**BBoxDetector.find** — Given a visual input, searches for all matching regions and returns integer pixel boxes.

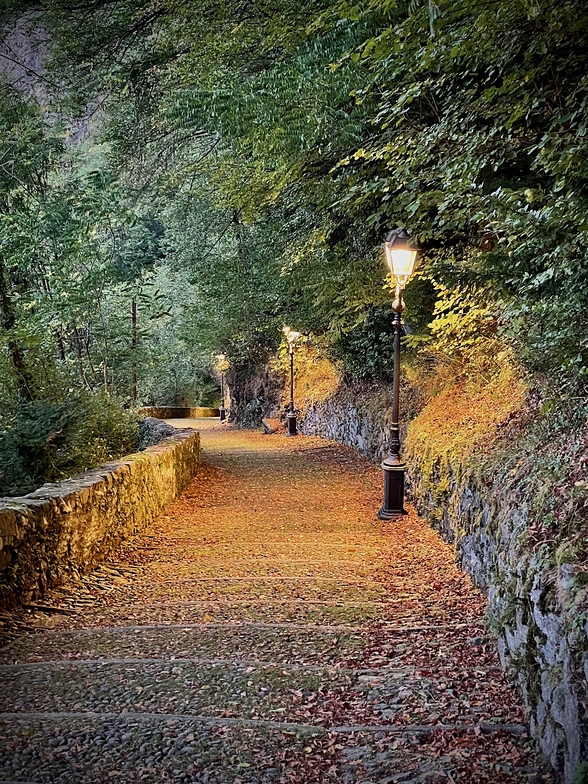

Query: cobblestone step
[0,714,539,784]
[0,427,551,783]
[0,624,366,666]
[0,658,521,728]
[31,600,483,629]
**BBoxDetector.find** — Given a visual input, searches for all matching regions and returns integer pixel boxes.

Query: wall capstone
[0,429,200,608]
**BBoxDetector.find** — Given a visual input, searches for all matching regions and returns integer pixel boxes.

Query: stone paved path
[0,423,554,783]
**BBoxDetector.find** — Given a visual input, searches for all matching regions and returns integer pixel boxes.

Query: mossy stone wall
[0,430,200,608]
[300,378,405,462]
[407,449,586,784]
[300,379,587,784]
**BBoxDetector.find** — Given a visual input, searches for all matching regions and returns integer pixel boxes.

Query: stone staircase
[0,425,554,783]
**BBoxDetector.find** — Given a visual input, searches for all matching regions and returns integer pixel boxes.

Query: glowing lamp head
[384,229,418,285]
[283,326,302,345]
[214,353,230,373]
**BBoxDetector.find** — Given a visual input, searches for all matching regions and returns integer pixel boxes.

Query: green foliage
[321,0,588,390]
[44,0,396,364]
[0,392,139,496]
[331,306,398,381]
[572,761,588,784]
[0,72,217,410]
[10,0,588,409]
[425,283,512,380]
[141,362,217,408]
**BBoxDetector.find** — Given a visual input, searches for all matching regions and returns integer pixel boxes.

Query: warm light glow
[214,353,230,373]
[384,229,418,283]
[283,326,302,344]
[385,247,417,277]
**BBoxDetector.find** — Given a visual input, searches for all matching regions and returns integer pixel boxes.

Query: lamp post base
[219,407,226,422]
[378,460,407,520]
[286,411,297,436]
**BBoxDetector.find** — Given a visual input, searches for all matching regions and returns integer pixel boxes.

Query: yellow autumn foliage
[406,355,527,461]
[271,340,341,415]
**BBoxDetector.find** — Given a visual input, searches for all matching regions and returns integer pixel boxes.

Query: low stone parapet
[139,406,219,418]
[0,429,200,608]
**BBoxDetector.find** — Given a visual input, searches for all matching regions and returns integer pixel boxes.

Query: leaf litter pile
[0,422,555,783]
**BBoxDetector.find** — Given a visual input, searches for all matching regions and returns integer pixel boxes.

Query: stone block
[0,508,18,538]
[505,621,528,659]
[0,430,200,608]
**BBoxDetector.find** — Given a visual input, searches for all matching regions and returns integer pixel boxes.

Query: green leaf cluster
[0,392,139,496]
[18,0,588,395]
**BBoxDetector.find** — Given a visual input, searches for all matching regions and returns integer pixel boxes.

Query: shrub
[0,392,139,496]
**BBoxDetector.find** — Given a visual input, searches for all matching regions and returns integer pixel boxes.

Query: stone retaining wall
[0,429,200,608]
[139,406,219,418]
[299,379,587,783]
[408,451,587,784]
[299,379,396,463]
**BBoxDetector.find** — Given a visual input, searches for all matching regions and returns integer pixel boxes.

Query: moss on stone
[0,430,200,608]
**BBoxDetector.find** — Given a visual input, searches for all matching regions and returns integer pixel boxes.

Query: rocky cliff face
[0,10,50,103]
[227,363,283,428]
[0,9,96,143]
[300,377,588,784]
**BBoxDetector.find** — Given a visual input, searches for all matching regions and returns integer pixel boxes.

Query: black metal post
[219,372,226,422]
[286,343,297,436]
[131,299,137,404]
[378,284,407,519]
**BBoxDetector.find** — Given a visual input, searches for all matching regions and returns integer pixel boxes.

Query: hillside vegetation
[0,2,587,507]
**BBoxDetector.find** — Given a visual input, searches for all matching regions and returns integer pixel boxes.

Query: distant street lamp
[378,229,418,520]
[214,353,230,422]
[283,326,302,437]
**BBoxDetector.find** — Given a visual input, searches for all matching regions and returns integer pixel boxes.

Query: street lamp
[283,326,302,437]
[214,353,230,422]
[378,229,418,520]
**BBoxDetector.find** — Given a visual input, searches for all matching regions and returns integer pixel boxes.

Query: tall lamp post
[378,229,418,520]
[214,353,230,422]
[283,327,302,437]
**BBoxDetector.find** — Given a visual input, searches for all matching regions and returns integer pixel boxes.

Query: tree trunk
[131,299,137,403]
[0,254,35,401]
